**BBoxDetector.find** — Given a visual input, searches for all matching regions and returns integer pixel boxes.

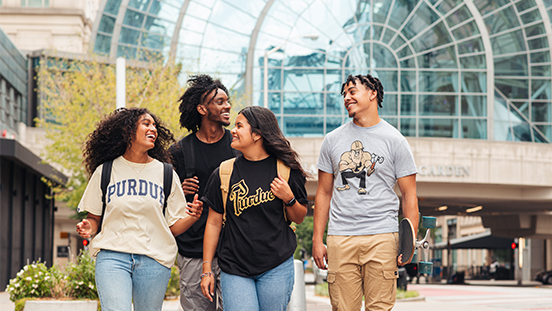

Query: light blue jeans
[95,249,171,311]
[220,256,294,311]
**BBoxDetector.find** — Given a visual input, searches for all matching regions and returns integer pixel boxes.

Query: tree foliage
[36,55,247,215]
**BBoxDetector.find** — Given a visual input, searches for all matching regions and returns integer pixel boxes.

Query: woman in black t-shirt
[200,106,309,311]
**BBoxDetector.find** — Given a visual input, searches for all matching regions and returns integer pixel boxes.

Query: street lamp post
[263,34,318,108]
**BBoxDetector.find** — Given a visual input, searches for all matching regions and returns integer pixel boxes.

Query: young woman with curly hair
[76,107,203,311]
[200,106,308,311]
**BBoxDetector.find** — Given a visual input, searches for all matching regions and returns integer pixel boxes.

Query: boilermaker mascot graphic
[337,140,384,195]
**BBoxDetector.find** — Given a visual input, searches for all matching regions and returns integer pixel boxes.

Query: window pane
[401,94,416,116]
[400,118,416,137]
[461,119,487,139]
[99,15,116,34]
[419,118,458,138]
[536,124,552,141]
[94,34,112,55]
[373,43,397,68]
[128,0,151,11]
[417,47,457,69]
[484,6,520,35]
[283,116,324,136]
[458,38,484,55]
[494,55,528,76]
[326,117,344,134]
[532,102,551,122]
[375,71,397,92]
[512,101,529,119]
[267,92,281,115]
[530,51,550,63]
[525,23,545,37]
[460,54,486,69]
[326,93,343,116]
[532,80,551,100]
[283,92,323,115]
[532,65,551,76]
[420,94,458,116]
[496,78,529,99]
[119,27,141,45]
[462,96,487,116]
[452,21,480,40]
[461,72,486,93]
[117,45,137,58]
[104,0,122,15]
[419,71,458,92]
[491,30,526,55]
[123,9,145,28]
[283,69,324,92]
[380,94,397,116]
[400,71,417,92]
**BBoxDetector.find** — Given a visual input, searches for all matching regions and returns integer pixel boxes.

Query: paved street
[2,279,551,311]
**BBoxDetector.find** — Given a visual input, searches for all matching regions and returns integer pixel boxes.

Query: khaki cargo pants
[327,233,399,311]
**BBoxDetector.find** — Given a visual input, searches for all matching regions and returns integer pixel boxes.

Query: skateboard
[398,216,437,274]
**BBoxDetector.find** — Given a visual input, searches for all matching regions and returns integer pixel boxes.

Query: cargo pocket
[327,271,339,308]
[381,270,398,303]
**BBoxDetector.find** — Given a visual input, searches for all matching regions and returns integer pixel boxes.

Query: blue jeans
[220,256,294,311]
[95,249,171,311]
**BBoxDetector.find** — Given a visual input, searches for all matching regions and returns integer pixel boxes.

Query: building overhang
[433,229,513,249]
[0,138,67,185]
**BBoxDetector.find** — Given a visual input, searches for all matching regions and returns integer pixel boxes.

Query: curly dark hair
[341,74,385,108]
[178,74,229,132]
[239,106,308,178]
[83,107,175,177]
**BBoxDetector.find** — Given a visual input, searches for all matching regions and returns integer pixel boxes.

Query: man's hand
[181,176,199,196]
[312,241,328,270]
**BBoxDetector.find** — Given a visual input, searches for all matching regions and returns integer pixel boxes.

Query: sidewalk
[0,274,332,311]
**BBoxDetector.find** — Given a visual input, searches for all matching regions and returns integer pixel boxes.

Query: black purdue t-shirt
[202,154,308,277]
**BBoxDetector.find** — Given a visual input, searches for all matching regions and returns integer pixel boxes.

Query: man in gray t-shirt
[313,74,419,311]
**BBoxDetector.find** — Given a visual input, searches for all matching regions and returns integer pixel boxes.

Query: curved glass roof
[91,0,552,142]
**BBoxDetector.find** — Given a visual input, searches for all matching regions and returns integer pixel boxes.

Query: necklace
[122,156,150,174]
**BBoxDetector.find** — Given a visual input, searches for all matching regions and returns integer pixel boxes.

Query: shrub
[5,262,58,302]
[165,265,180,298]
[66,250,98,299]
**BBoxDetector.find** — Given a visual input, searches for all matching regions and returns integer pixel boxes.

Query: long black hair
[83,107,174,177]
[341,74,385,108]
[239,106,308,178]
[178,74,229,132]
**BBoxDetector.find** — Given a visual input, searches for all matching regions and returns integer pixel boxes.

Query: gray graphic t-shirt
[317,120,417,236]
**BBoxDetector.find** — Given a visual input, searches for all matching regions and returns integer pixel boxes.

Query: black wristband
[285,197,296,206]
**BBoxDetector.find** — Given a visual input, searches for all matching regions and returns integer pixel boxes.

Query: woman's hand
[200,273,215,302]
[270,173,294,203]
[76,219,94,238]
[186,194,203,220]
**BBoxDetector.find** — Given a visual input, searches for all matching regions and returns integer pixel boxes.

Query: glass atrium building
[91,0,552,142]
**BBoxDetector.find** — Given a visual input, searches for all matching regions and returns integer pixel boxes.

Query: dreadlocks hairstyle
[341,74,385,108]
[178,74,230,132]
[239,106,309,178]
[83,107,175,177]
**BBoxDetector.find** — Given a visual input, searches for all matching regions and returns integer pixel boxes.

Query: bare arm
[169,194,203,236]
[312,170,333,270]
[270,173,307,224]
[76,213,102,238]
[181,176,200,196]
[201,207,223,302]
[397,174,419,265]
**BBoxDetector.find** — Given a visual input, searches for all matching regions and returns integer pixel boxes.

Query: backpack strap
[219,158,291,226]
[162,162,173,216]
[276,158,291,222]
[219,158,236,226]
[179,134,196,179]
[98,160,114,234]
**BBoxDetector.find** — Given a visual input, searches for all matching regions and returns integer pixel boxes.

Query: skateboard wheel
[421,216,437,229]
[411,251,418,264]
[418,261,433,274]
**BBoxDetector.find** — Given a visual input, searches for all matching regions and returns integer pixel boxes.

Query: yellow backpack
[219,158,290,226]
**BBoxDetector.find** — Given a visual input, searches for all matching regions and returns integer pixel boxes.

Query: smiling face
[342,80,377,119]
[200,88,231,126]
[130,113,157,151]
[230,113,260,152]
